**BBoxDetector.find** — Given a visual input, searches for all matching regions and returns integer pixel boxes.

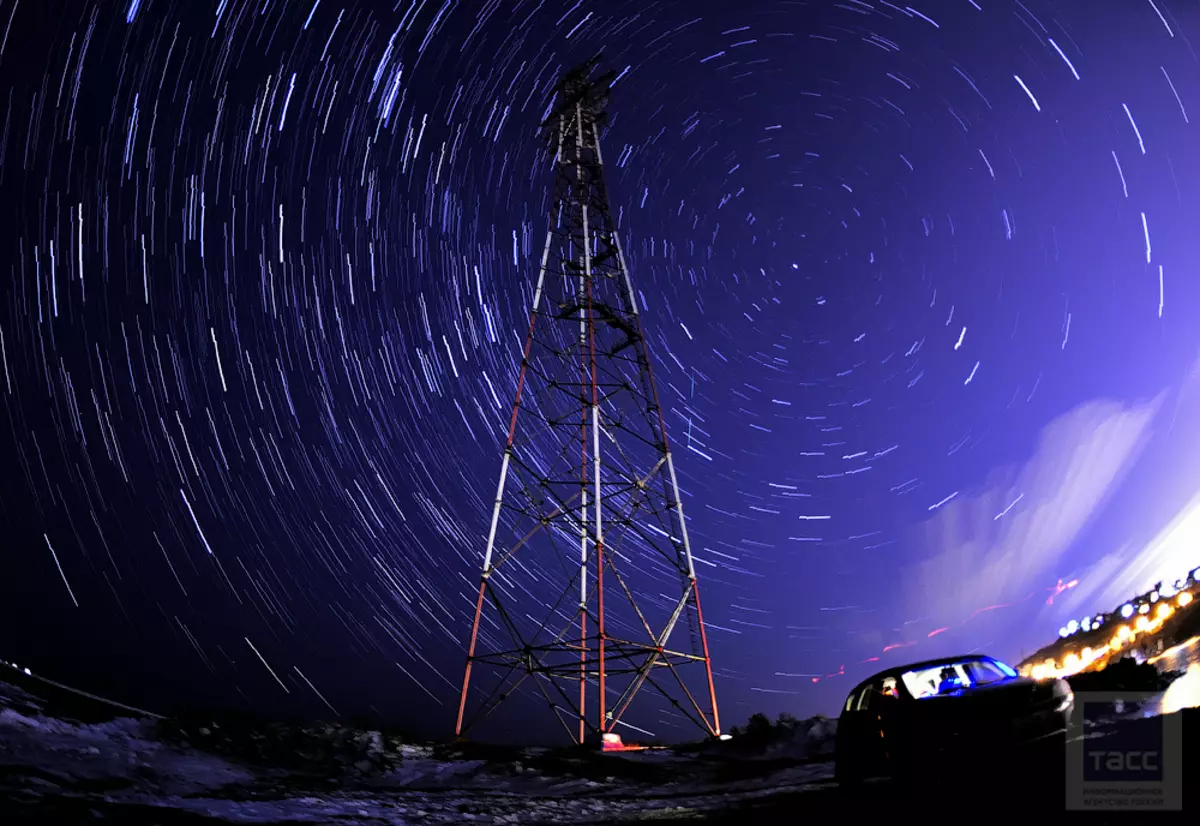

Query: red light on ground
[600,733,627,751]
[585,731,645,752]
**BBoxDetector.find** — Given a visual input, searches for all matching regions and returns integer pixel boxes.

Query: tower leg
[577,269,590,746]
[579,101,607,735]
[692,580,721,735]
[455,580,488,736]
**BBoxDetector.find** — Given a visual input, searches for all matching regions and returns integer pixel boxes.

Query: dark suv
[835,654,1074,786]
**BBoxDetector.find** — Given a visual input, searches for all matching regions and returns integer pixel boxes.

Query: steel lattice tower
[454,56,721,744]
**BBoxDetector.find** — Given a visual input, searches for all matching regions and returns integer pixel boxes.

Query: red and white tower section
[454,56,721,745]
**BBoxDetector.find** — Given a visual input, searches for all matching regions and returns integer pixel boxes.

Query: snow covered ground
[5,668,1190,822]
[0,677,837,824]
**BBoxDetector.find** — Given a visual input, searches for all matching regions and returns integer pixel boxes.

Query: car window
[855,684,873,711]
[904,664,957,697]
[845,684,867,712]
[961,658,1012,686]
[900,658,1018,698]
[867,680,900,711]
[901,666,944,698]
[845,674,904,711]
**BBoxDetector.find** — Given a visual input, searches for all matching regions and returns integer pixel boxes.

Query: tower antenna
[455,57,720,745]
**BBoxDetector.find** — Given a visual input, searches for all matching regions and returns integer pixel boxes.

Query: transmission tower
[454,56,721,745]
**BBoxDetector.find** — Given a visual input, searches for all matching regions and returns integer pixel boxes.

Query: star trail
[3,0,1200,741]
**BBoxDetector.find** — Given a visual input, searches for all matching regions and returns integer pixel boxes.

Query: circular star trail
[4,0,1200,739]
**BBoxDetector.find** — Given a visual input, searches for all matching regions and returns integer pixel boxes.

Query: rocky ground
[0,673,842,825]
[4,666,1199,824]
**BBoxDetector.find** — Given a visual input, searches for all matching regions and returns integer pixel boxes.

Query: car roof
[855,654,995,687]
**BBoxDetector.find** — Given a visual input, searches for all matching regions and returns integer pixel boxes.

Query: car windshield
[900,658,1017,698]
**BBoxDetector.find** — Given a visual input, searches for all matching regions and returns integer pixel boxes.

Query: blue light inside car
[995,661,1018,677]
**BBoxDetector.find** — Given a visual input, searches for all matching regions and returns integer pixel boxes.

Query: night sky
[5,0,1200,743]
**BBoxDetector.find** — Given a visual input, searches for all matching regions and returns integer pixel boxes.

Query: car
[834,654,1074,787]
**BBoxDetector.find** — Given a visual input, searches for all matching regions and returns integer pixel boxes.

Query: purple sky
[3,0,1200,742]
